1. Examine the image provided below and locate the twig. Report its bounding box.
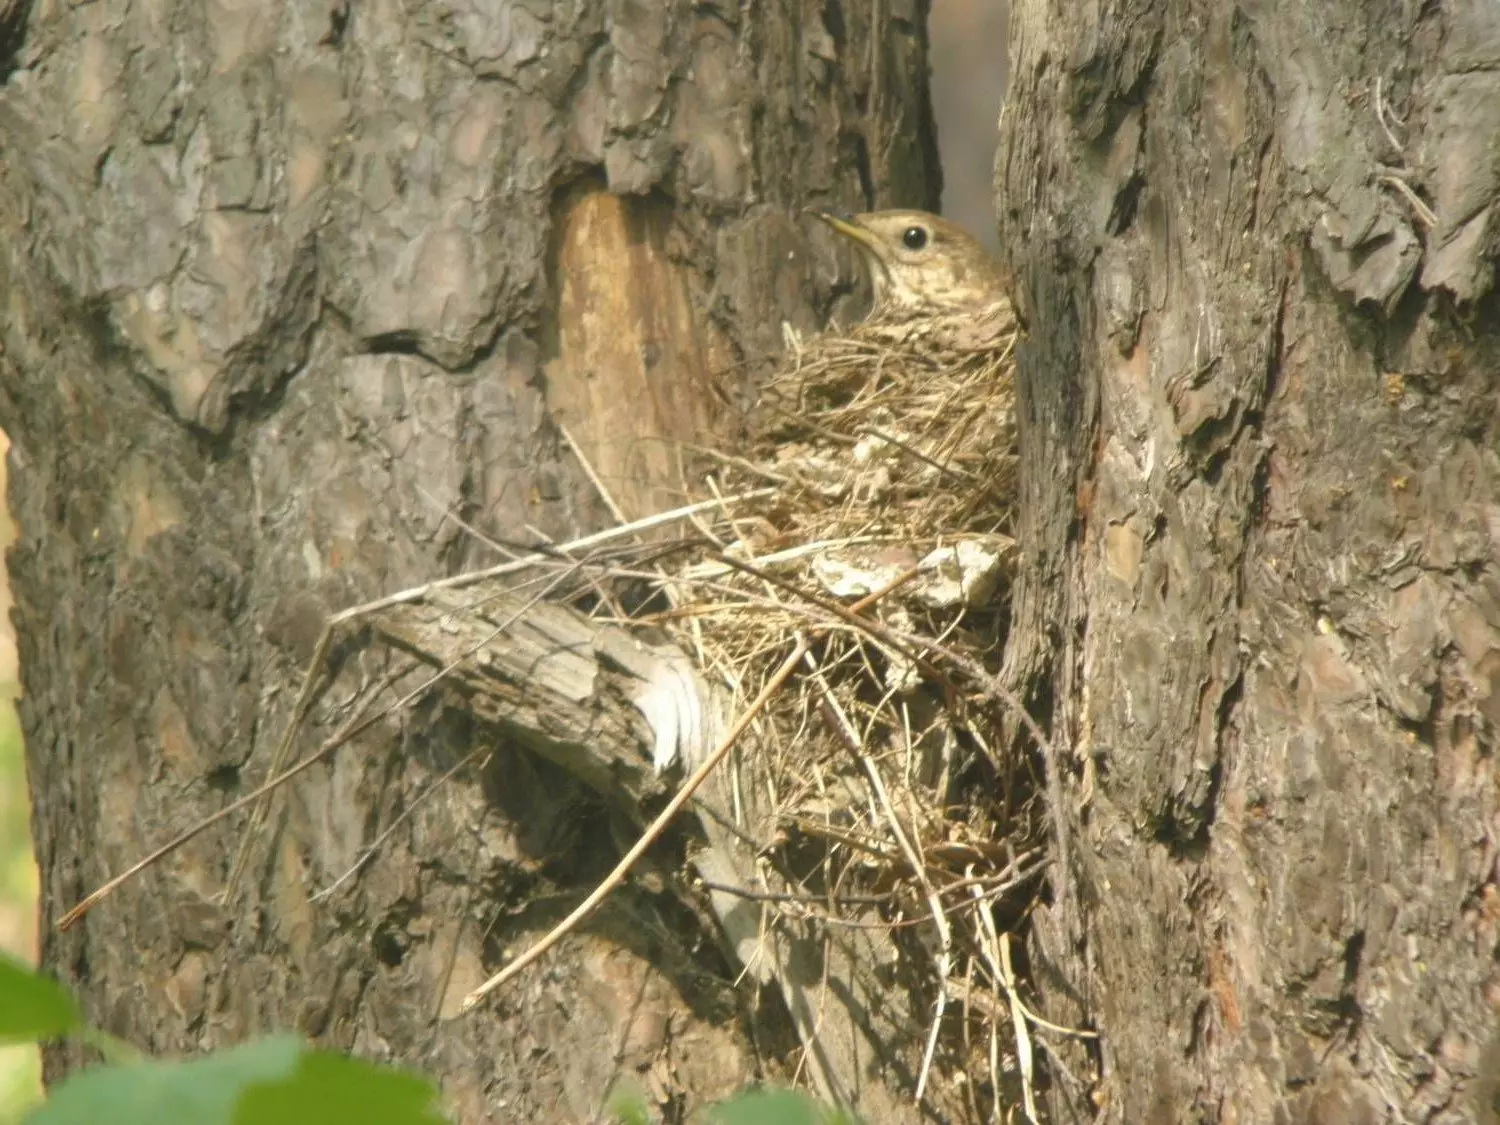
[458,635,811,1012]
[324,490,771,625]
[857,424,979,486]
[222,624,339,899]
[805,655,952,1104]
[710,551,1054,763]
[59,670,402,930]
[999,929,1098,1041]
[1373,76,1405,155]
[973,890,1038,1124]
[881,625,1073,927]
[682,536,893,580]
[418,485,521,561]
[219,500,743,900]
[558,421,632,528]
[559,419,690,621]
[311,746,492,903]
[709,554,1076,1002]
[1377,173,1437,229]
[698,880,896,908]
[787,926,839,1097]
[699,851,1044,912]
[66,560,585,930]
[226,554,591,902]
[522,523,630,621]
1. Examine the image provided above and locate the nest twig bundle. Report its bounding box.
[627,299,1059,1118]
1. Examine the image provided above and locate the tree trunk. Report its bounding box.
[0,1,939,1120]
[998,1,1500,1121]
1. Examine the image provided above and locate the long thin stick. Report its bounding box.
[310,746,491,903]
[328,490,770,625]
[61,567,578,930]
[222,625,338,899]
[557,421,631,528]
[56,678,393,931]
[225,558,591,902]
[458,636,810,1013]
[807,658,952,1104]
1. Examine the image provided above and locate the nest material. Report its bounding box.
[54,251,1065,1118]
[641,303,1049,1115]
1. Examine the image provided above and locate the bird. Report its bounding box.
[749,209,1020,533]
[814,209,1016,352]
[688,209,1025,1123]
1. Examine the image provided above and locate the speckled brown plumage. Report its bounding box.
[816,209,1017,354]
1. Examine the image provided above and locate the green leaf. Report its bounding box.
[708,1088,854,1125]
[0,952,82,1045]
[605,1079,653,1125]
[24,1034,304,1125]
[22,1034,451,1125]
[235,1049,450,1125]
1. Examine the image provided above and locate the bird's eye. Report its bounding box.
[902,225,929,251]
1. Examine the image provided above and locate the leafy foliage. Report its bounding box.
[21,1032,452,1125]
[1,955,852,1125]
[0,956,79,1046]
[235,1048,452,1125]
[21,1032,449,1125]
[24,1037,304,1125]
[707,1088,862,1125]
[0,959,449,1125]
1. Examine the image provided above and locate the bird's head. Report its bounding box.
[815,209,1004,317]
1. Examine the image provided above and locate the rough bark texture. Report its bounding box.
[0,1,940,1120]
[368,580,931,1124]
[998,1,1500,1122]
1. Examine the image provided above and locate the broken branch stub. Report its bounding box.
[368,584,712,818]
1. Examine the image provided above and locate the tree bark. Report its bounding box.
[0,1,940,1121]
[998,1,1500,1121]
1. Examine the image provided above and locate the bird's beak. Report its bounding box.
[814,212,885,260]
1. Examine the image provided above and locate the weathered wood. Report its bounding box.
[371,589,679,813]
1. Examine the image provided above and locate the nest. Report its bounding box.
[52,254,1074,1119]
[629,304,1055,1116]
